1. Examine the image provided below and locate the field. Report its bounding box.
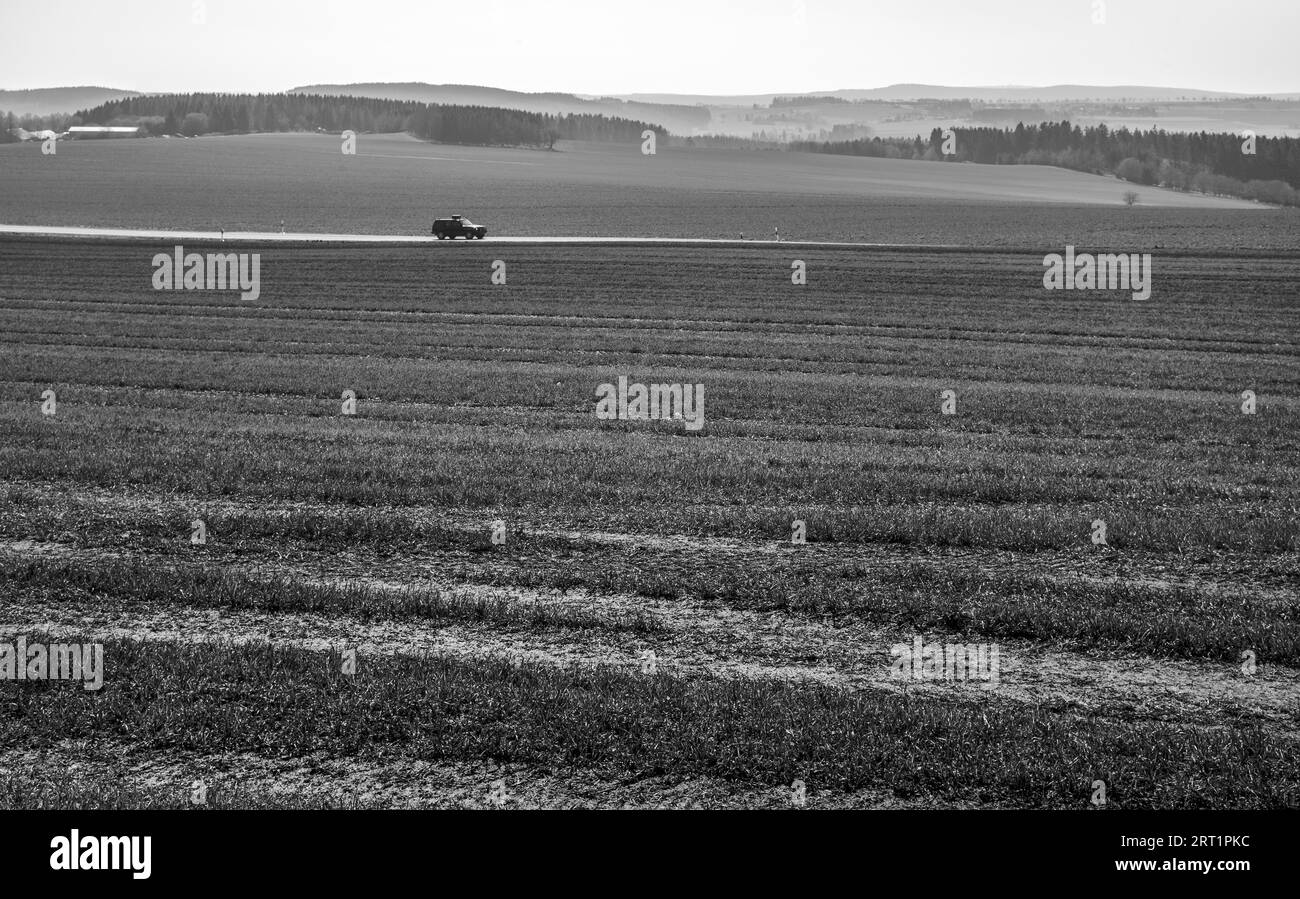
[1,213,1298,808]
[2,132,1291,253]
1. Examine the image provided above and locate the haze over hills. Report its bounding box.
[295,81,1300,109]
[0,86,140,116]
[8,83,1300,143]
[617,84,1298,105]
[8,82,1298,118]
[283,82,1300,142]
[288,82,711,134]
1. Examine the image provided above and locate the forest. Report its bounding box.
[0,92,665,148]
[791,121,1300,205]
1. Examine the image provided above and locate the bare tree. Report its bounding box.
[1123,190,1140,207]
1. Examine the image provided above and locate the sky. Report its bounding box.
[1,0,1296,96]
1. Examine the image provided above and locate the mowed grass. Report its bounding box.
[0,557,661,634]
[2,242,1297,553]
[0,237,1297,808]
[0,776,372,810]
[0,633,1293,809]
[2,543,1289,662]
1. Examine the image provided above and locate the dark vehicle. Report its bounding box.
[432,214,488,240]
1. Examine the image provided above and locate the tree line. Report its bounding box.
[0,111,74,141]
[2,93,666,147]
[791,121,1300,206]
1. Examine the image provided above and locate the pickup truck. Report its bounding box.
[431,215,488,240]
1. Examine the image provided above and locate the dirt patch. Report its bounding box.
[1,544,1295,733]
[0,742,998,809]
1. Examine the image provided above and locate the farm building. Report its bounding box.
[66,125,143,139]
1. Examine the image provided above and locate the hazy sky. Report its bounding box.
[1,0,1295,95]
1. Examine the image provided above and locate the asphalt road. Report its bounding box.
[0,223,952,248]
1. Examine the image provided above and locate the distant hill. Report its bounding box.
[0,86,139,115]
[831,84,1254,102]
[290,82,710,133]
[75,92,664,148]
[618,84,1285,105]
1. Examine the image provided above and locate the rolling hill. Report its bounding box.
[0,132,1268,249]
[617,84,1289,105]
[0,86,139,116]
[289,82,711,135]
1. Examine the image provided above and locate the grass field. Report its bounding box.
[1,233,1297,808]
[1,133,1292,251]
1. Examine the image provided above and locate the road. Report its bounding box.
[0,223,955,249]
